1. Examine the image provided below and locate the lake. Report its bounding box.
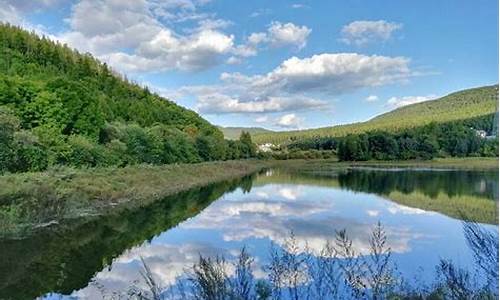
[1,166,498,299]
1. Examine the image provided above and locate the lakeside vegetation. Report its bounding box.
[253,85,498,145]
[0,160,266,237]
[0,24,257,174]
[125,222,498,300]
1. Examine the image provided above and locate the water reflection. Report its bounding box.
[0,175,255,299]
[0,167,496,299]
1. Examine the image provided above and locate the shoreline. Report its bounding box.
[0,157,497,237]
[0,160,269,237]
[271,157,499,171]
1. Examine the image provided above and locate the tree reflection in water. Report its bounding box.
[116,221,498,300]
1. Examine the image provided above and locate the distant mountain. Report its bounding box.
[253,85,498,144]
[218,126,274,140]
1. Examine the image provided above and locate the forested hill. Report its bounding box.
[0,24,216,136]
[219,126,273,140]
[253,85,498,144]
[0,24,256,173]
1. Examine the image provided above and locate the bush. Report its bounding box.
[12,131,48,172]
[0,107,19,173]
[64,135,118,168]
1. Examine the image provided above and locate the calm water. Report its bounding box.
[0,167,498,299]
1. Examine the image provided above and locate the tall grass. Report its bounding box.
[119,221,498,299]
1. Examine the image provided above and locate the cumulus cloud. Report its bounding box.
[1,1,312,73]
[276,113,302,128]
[55,0,236,73]
[267,21,311,49]
[176,52,412,114]
[233,21,311,59]
[246,53,411,94]
[194,93,325,114]
[365,95,379,102]
[340,20,402,46]
[386,94,437,108]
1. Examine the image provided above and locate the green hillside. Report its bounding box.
[254,85,498,144]
[0,24,256,173]
[218,126,273,140]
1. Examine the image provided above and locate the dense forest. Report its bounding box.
[286,114,498,161]
[253,85,498,144]
[0,24,257,173]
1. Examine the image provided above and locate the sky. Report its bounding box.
[1,0,498,130]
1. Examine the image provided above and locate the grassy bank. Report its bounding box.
[272,157,499,172]
[0,160,268,236]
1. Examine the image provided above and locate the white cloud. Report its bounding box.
[279,187,302,199]
[194,93,326,114]
[226,56,242,65]
[340,20,402,46]
[386,94,437,108]
[20,0,235,73]
[255,116,269,123]
[366,210,380,217]
[232,22,311,59]
[0,0,62,13]
[267,21,311,49]
[291,4,307,9]
[1,1,312,73]
[149,0,213,23]
[177,52,411,114]
[365,95,379,102]
[277,113,302,128]
[251,53,411,94]
[387,204,432,215]
[0,3,23,25]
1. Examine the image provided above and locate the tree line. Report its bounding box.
[0,24,257,173]
[0,106,257,173]
[287,114,498,161]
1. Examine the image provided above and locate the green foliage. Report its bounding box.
[0,107,19,172]
[12,130,49,172]
[254,85,498,144]
[239,131,257,158]
[284,115,498,161]
[335,116,497,161]
[0,24,258,173]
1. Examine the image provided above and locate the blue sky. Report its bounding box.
[1,0,498,130]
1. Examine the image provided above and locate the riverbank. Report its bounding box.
[0,160,268,237]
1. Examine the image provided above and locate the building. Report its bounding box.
[475,129,487,138]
